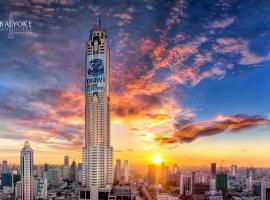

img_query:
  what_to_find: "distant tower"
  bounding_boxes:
[180,173,193,196]
[230,164,237,176]
[211,163,216,178]
[114,159,121,183]
[123,160,129,182]
[64,156,69,166]
[173,163,180,174]
[81,16,113,199]
[247,167,256,179]
[148,164,158,184]
[2,160,8,173]
[70,160,77,182]
[20,141,34,200]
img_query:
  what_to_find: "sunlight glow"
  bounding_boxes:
[152,154,162,164]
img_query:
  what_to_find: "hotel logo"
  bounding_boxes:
[0,14,32,39]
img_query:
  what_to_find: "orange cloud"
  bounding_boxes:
[155,114,270,144]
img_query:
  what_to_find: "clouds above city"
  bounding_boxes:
[0,0,270,162]
[155,114,270,144]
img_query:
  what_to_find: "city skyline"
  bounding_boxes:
[0,0,270,168]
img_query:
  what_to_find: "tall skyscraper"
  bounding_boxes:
[247,167,256,179]
[34,177,47,199]
[211,163,216,178]
[70,160,77,182]
[180,173,193,196]
[173,163,180,174]
[48,168,60,186]
[20,141,34,200]
[81,17,113,200]
[2,172,13,187]
[148,164,158,184]
[63,156,69,180]
[261,178,270,200]
[123,160,129,182]
[2,160,8,173]
[230,164,237,176]
[114,159,121,183]
[64,155,69,166]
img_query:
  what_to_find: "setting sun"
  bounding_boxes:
[152,154,162,164]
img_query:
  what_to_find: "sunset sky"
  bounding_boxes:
[0,0,270,167]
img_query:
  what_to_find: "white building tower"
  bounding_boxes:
[20,141,34,200]
[81,17,113,200]
[123,160,129,182]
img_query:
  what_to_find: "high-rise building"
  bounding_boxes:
[247,167,256,179]
[180,173,193,196]
[123,160,129,182]
[70,160,77,182]
[2,160,8,174]
[15,181,21,199]
[215,173,228,190]
[64,156,69,166]
[211,163,216,178]
[2,172,13,187]
[20,141,34,200]
[34,177,47,199]
[78,163,83,183]
[48,168,60,186]
[42,163,49,179]
[63,156,70,180]
[148,164,158,184]
[62,165,69,180]
[173,164,180,174]
[81,17,113,200]
[114,159,121,183]
[261,178,270,200]
[230,164,237,176]
[161,163,169,185]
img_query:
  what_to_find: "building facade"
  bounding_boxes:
[70,160,77,182]
[180,173,193,196]
[231,164,237,176]
[123,160,129,182]
[114,159,121,183]
[2,172,13,187]
[211,163,216,178]
[81,17,113,200]
[2,160,8,174]
[64,155,69,166]
[20,141,34,200]
[34,177,47,199]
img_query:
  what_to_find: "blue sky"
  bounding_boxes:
[0,0,269,165]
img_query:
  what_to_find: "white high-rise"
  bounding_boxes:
[81,17,113,200]
[180,173,193,196]
[230,164,237,176]
[123,160,129,182]
[20,141,34,200]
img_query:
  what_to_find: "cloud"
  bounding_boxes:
[0,0,270,160]
[155,114,270,144]
[0,88,84,149]
[214,37,270,65]
[211,17,235,29]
